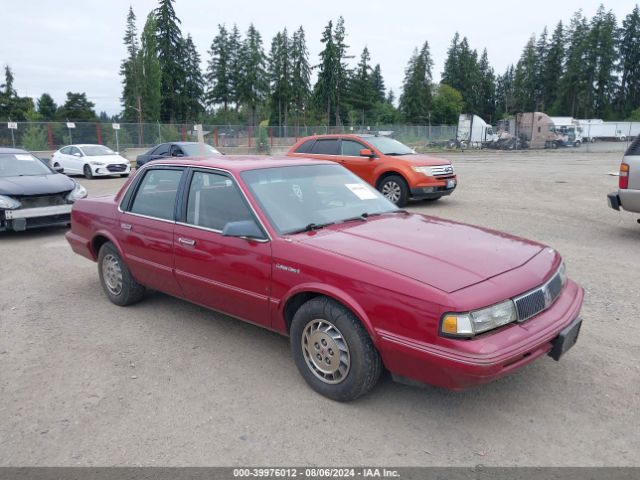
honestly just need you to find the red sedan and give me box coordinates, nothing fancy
[66,156,584,401]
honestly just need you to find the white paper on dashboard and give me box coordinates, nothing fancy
[15,154,33,161]
[345,183,378,200]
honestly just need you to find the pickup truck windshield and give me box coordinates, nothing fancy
[361,136,416,155]
[0,153,53,177]
[241,164,398,235]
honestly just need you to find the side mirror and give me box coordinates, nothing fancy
[54,165,64,174]
[222,220,265,240]
[359,148,375,158]
[73,152,82,157]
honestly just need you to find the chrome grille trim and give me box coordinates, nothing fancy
[429,165,455,176]
[513,267,564,322]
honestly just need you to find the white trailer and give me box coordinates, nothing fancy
[550,116,583,146]
[456,114,496,148]
[578,120,640,142]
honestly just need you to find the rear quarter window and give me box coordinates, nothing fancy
[310,139,339,155]
[625,136,640,156]
[294,139,315,154]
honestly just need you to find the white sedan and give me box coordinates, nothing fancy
[51,144,131,179]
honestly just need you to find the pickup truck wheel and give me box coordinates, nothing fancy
[379,175,408,207]
[98,242,145,306]
[83,164,94,179]
[290,297,382,401]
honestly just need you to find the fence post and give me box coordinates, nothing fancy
[96,123,102,145]
[214,127,219,147]
[47,123,54,150]
[181,124,187,141]
[270,127,273,149]
[248,126,252,149]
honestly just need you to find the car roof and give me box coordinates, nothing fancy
[0,147,29,154]
[144,155,331,173]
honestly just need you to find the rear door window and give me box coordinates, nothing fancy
[295,139,315,154]
[310,139,339,155]
[128,168,183,221]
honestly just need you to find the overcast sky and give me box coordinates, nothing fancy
[1,0,634,116]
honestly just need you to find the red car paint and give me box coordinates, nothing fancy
[66,156,584,390]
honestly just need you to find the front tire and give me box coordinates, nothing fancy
[290,297,382,402]
[83,164,94,179]
[120,173,130,178]
[97,242,145,306]
[379,175,409,207]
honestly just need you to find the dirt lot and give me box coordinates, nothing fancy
[1,150,638,467]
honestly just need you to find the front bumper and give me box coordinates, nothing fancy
[378,280,584,390]
[91,164,131,176]
[1,204,72,231]
[410,179,457,199]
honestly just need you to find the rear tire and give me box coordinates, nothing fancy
[290,297,382,402]
[83,164,94,179]
[379,175,409,207]
[97,242,145,306]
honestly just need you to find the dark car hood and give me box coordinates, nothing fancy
[294,214,546,293]
[0,174,75,196]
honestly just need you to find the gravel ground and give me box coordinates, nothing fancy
[1,150,638,467]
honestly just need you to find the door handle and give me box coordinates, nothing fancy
[178,237,196,246]
[120,223,132,231]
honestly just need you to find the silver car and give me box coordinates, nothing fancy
[608,136,640,219]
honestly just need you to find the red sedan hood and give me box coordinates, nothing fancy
[294,214,545,293]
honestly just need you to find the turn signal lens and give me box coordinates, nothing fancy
[442,315,458,334]
[620,163,629,189]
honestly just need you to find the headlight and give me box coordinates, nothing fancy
[89,160,105,166]
[66,182,88,202]
[441,299,517,338]
[412,166,433,175]
[0,195,21,210]
[558,262,567,287]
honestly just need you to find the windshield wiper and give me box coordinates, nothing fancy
[287,222,335,235]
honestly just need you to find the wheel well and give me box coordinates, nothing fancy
[283,292,321,333]
[92,235,111,257]
[376,171,407,190]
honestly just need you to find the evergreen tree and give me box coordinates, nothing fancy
[441,34,481,113]
[182,34,205,120]
[36,93,57,120]
[313,20,339,124]
[543,22,565,113]
[155,0,185,121]
[534,27,549,109]
[371,64,386,103]
[57,92,96,121]
[477,49,496,121]
[120,6,142,122]
[140,12,161,121]
[348,46,377,123]
[619,5,640,116]
[0,66,34,121]
[268,29,292,126]
[333,16,351,125]
[238,24,268,125]
[290,26,311,126]
[513,36,538,111]
[206,25,232,117]
[399,41,433,124]
[495,65,516,118]
[589,6,619,117]
[228,25,243,112]
[557,10,590,116]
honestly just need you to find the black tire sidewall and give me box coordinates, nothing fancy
[97,242,143,306]
[83,164,93,179]
[290,298,379,401]
[380,175,409,207]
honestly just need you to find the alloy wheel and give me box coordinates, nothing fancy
[382,181,402,204]
[301,319,350,384]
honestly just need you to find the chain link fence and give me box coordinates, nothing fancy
[0,121,634,155]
